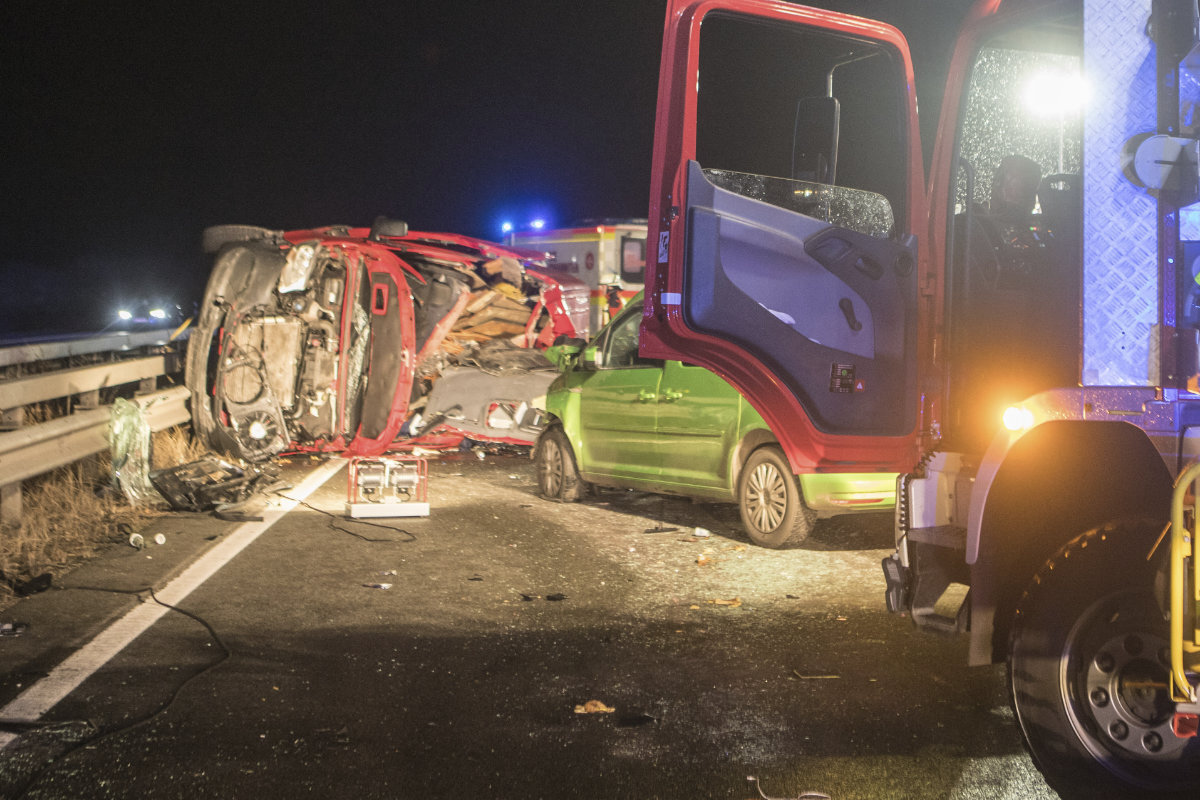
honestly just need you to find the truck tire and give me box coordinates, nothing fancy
[1008,519,1199,798]
[737,446,815,548]
[535,426,585,502]
[202,225,280,254]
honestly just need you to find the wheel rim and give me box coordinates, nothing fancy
[746,461,788,532]
[540,440,563,496]
[1060,591,1193,785]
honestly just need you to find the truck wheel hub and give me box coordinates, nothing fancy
[1080,630,1186,758]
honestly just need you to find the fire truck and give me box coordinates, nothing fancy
[639,0,1198,795]
[508,220,646,334]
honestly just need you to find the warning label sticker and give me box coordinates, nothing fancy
[830,363,856,393]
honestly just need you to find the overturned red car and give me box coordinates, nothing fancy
[186,219,588,462]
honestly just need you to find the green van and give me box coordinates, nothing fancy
[534,294,895,547]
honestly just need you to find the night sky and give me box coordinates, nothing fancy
[1,0,975,334]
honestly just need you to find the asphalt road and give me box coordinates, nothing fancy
[0,453,1058,799]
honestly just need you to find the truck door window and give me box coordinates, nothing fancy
[945,5,1083,449]
[696,13,908,238]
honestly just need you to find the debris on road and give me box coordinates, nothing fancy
[574,700,615,714]
[150,458,281,514]
[616,712,659,727]
[0,621,29,637]
[693,527,711,538]
[791,670,841,680]
[128,533,145,549]
[11,573,51,597]
[364,583,393,590]
[709,597,742,607]
[107,397,158,507]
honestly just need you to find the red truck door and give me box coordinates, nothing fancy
[641,0,926,472]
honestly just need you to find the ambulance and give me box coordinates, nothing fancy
[508,220,646,335]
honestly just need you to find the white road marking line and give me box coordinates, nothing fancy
[0,458,346,750]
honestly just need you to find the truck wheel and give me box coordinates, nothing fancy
[738,446,815,548]
[1008,519,1199,798]
[535,426,585,502]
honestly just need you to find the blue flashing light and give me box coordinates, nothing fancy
[530,218,546,230]
[501,221,514,234]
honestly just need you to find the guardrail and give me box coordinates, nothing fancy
[0,329,191,527]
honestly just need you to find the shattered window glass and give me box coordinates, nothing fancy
[703,168,894,239]
[955,48,1083,212]
[344,297,370,432]
[695,12,908,236]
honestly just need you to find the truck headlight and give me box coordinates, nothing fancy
[1002,405,1035,432]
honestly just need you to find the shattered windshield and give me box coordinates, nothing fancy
[343,267,371,434]
[703,168,894,239]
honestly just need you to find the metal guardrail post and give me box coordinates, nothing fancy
[0,408,24,528]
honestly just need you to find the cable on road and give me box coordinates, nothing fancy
[2,585,230,800]
[275,492,419,543]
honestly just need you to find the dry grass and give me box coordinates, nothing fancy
[0,425,210,608]
[151,425,208,470]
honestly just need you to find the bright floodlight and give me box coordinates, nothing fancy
[118,309,133,320]
[530,218,546,230]
[150,308,167,319]
[1023,69,1087,117]
[501,221,514,234]
[248,419,269,441]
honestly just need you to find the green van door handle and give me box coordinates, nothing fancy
[660,389,683,402]
[638,389,658,402]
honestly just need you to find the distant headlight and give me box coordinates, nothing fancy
[150,308,167,319]
[118,309,133,321]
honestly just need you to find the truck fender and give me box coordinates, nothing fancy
[964,420,1172,666]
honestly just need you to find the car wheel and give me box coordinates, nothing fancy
[1008,519,1199,798]
[535,426,585,502]
[738,446,815,548]
[202,224,281,254]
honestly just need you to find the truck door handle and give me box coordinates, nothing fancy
[638,389,658,402]
[839,297,863,332]
[660,389,683,402]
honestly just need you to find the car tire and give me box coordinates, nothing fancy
[737,446,815,548]
[1008,519,1199,798]
[202,225,281,254]
[535,426,585,502]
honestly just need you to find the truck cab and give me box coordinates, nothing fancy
[641,0,1199,795]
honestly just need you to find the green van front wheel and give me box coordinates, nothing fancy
[738,446,815,548]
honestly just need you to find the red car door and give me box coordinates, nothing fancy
[640,0,927,473]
